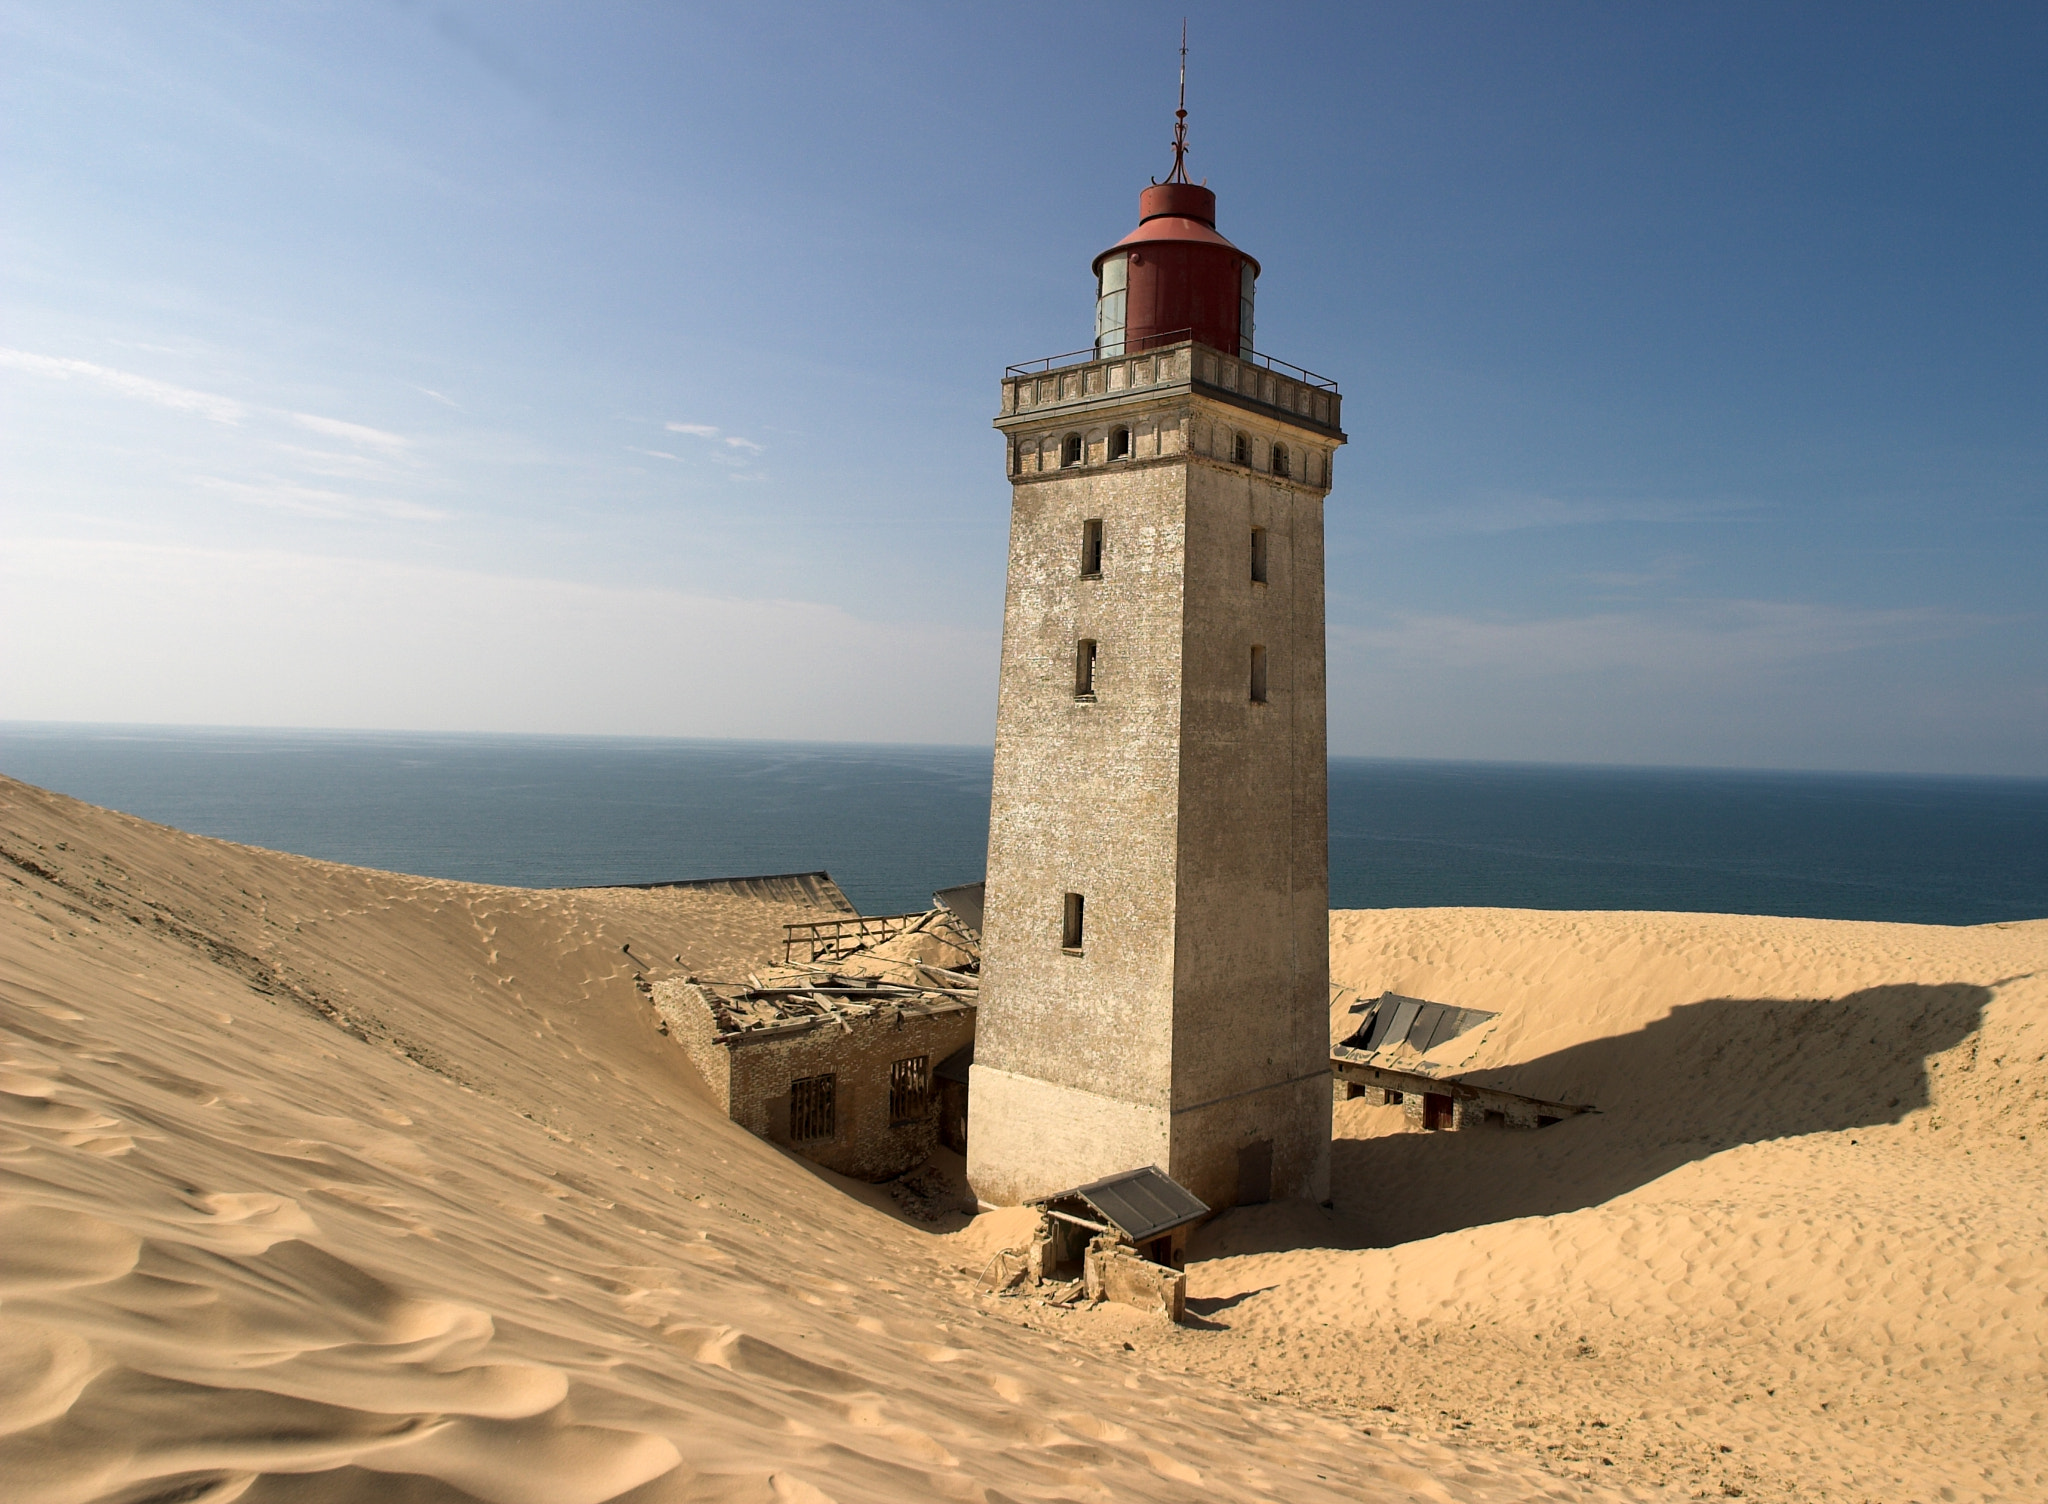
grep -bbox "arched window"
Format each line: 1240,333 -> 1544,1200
1061,433 -> 1083,468
1231,432 -> 1250,466
1108,425 -> 1130,461
1272,443 -> 1290,480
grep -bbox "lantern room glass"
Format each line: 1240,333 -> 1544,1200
1239,261 -> 1256,357
1095,254 -> 1128,358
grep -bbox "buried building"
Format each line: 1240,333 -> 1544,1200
1330,990 -> 1593,1132
653,886 -> 982,1182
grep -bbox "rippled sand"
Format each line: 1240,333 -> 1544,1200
1,777 -> 1623,1504
1151,908 -> 2046,1503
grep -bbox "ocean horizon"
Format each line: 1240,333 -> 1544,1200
2,721 -> 2044,927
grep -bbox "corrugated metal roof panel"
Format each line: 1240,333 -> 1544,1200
1342,993 -> 1498,1058
1031,1165 -> 1209,1243
933,881 -> 985,937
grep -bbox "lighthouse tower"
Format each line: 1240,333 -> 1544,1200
968,89 -> 1344,1212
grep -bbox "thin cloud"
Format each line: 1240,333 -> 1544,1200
414,386 -> 461,408
1387,491 -> 1750,537
664,420 -> 764,455
269,443 -> 406,481
0,347 -> 245,424
627,446 -> 682,462
196,476 -> 448,523
292,412 -> 409,451
1339,598 -> 1986,677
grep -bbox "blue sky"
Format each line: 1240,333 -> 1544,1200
3,1 -> 2043,774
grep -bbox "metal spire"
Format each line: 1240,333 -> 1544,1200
1166,20 -> 1191,184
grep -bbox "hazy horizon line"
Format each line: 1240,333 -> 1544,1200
4,718 -> 2043,787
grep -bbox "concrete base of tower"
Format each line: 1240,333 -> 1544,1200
1167,1071 -> 1332,1211
965,1064 -> 1170,1207
966,1063 -> 1332,1212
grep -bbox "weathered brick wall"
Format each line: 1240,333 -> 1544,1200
726,1007 -> 976,1183
651,980 -> 732,1114
1084,1235 -> 1186,1320
652,981 -> 974,1182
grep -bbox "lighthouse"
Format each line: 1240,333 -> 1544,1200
968,89 -> 1345,1212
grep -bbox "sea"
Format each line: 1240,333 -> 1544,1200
2,724 -> 2044,926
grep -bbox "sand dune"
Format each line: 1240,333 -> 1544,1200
1151,909 -> 2046,1502
0,777 -> 1625,1504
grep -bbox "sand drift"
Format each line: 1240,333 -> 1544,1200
1,775 -> 2041,1503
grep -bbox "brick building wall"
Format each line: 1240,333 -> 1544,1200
653,980 -> 974,1182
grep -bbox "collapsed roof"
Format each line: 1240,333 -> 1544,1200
682,893 -> 984,1045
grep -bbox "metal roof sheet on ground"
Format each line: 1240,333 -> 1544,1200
1031,1166 -> 1209,1243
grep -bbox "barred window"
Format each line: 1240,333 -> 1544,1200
790,1074 -> 836,1141
888,1055 -> 930,1124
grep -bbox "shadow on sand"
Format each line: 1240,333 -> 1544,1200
1193,981 -> 1992,1259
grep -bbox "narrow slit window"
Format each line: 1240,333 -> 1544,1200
1062,892 -> 1085,951
1231,431 -> 1250,466
1250,644 -> 1268,703
790,1074 -> 836,1142
1061,432 -> 1083,467
888,1056 -> 930,1124
1108,425 -> 1130,461
1272,443 -> 1290,479
1074,639 -> 1097,699
1080,518 -> 1104,577
1250,526 -> 1268,583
